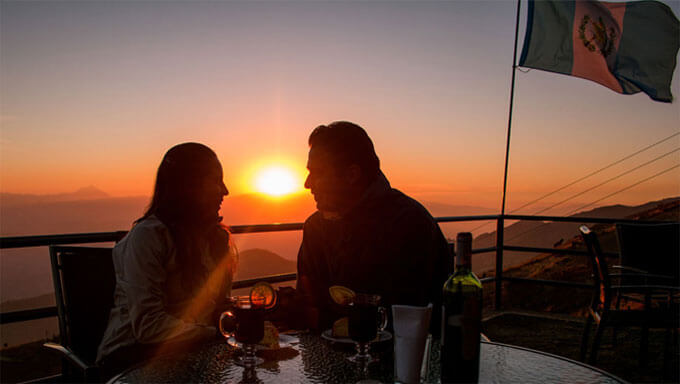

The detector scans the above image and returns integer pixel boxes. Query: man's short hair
[308,121,380,184]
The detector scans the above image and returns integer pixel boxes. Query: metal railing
[1,214,676,325]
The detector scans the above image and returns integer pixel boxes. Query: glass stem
[244,344,256,367]
[356,342,369,357]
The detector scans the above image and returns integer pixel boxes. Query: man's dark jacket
[297,172,452,334]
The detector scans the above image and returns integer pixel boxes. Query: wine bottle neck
[455,232,473,271]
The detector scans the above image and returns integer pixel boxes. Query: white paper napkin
[392,303,433,384]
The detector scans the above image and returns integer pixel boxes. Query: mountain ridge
[2,198,677,348]
[472,196,680,274]
[0,188,498,235]
[0,186,111,206]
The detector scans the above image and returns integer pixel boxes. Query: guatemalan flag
[519,0,680,102]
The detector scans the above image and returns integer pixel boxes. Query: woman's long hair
[136,143,235,293]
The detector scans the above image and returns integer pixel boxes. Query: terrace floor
[482,311,680,384]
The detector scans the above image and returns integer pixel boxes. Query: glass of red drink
[219,296,266,367]
[347,293,387,365]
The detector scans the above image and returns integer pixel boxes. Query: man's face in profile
[304,146,353,215]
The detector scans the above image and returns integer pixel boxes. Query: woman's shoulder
[129,215,169,238]
[132,215,167,231]
[117,215,172,254]
[112,216,175,277]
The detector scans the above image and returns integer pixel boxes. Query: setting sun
[254,166,301,197]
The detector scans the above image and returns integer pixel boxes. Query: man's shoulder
[302,211,327,232]
[386,188,436,220]
[304,210,323,224]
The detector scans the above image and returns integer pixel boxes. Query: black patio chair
[44,246,116,382]
[579,225,679,369]
[615,222,680,287]
[612,223,680,346]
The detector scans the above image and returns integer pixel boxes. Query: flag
[519,0,680,102]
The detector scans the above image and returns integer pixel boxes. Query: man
[296,121,451,333]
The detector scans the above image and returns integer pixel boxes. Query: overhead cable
[467,132,680,234]
[505,163,680,243]
[512,132,679,213]
[532,147,679,215]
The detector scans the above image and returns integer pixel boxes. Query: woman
[97,142,236,376]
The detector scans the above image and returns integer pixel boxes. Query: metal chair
[44,246,116,382]
[613,223,680,348]
[615,222,680,287]
[579,225,679,368]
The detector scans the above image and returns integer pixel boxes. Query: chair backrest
[615,222,680,286]
[579,226,611,311]
[50,246,116,366]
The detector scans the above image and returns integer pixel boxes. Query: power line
[511,132,679,213]
[505,163,680,243]
[567,164,680,215]
[532,147,679,215]
[467,132,680,234]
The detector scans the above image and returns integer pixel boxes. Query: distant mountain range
[0,187,675,295]
[0,186,497,235]
[0,187,496,304]
[0,186,110,206]
[1,188,677,301]
[1,189,678,348]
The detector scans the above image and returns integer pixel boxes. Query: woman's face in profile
[194,160,228,220]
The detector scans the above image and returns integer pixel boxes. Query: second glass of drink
[347,293,387,364]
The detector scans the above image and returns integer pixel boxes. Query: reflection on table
[109,333,626,384]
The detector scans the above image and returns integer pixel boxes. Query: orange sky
[2,1,679,215]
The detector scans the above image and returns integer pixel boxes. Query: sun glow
[254,166,301,197]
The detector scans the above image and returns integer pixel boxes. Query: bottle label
[440,290,482,383]
[461,296,481,361]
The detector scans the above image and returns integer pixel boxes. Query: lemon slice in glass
[250,281,277,310]
[329,285,356,306]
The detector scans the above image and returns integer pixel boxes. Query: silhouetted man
[296,121,451,333]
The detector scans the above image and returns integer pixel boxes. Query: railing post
[495,215,504,310]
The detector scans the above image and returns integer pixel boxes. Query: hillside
[491,198,680,314]
[234,248,297,280]
[472,197,680,274]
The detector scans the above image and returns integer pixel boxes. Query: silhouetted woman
[97,142,236,377]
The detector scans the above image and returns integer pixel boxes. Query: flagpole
[500,0,522,217]
[496,0,522,311]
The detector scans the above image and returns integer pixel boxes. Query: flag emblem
[578,14,617,58]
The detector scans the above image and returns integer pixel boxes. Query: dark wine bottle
[440,232,482,383]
